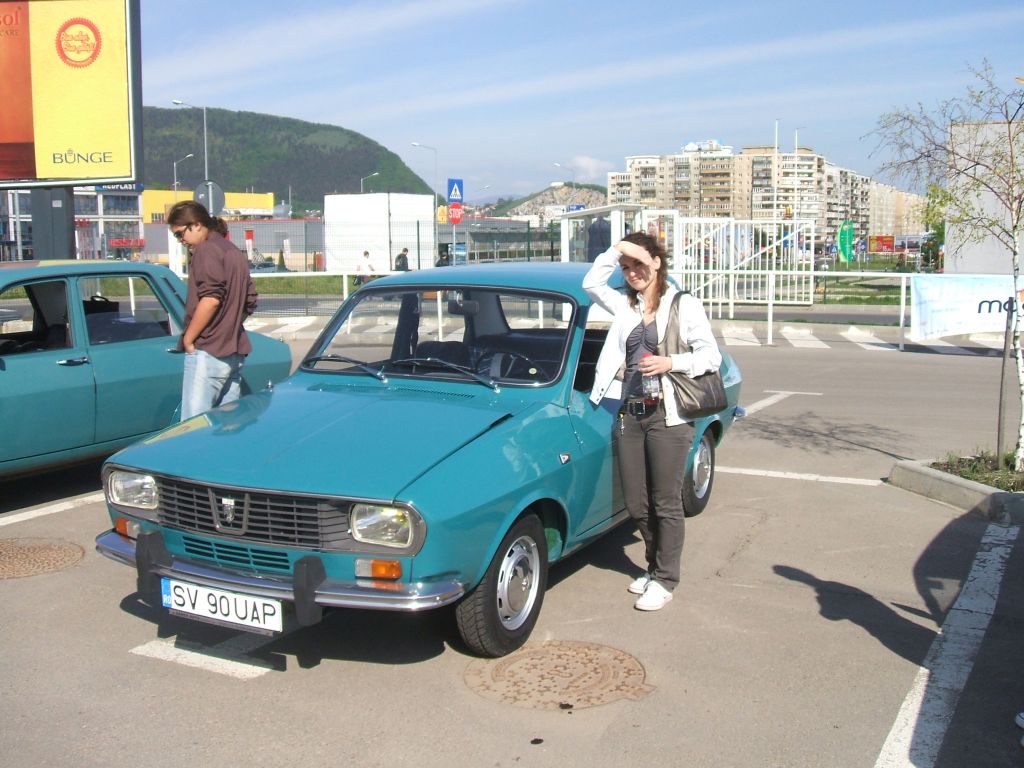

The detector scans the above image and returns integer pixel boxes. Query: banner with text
[911,274,1017,340]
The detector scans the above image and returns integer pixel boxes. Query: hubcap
[692,439,712,498]
[495,535,540,630]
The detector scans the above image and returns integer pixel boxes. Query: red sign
[449,203,463,224]
[107,238,144,248]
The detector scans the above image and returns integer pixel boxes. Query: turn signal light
[354,558,402,579]
[114,517,141,539]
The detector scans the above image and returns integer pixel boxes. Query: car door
[0,278,96,463]
[565,324,624,537]
[76,272,185,443]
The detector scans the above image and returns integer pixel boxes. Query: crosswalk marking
[840,326,900,352]
[779,325,829,348]
[720,324,760,346]
[249,317,999,356]
[969,333,1004,351]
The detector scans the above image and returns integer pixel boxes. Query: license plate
[161,578,283,634]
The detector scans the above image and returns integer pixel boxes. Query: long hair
[621,231,669,311]
[167,200,228,236]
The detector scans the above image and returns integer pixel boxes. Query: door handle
[57,357,90,366]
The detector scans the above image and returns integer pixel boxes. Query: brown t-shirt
[183,232,257,358]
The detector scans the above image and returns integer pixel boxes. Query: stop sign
[449,203,463,224]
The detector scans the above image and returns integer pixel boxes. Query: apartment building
[608,140,924,245]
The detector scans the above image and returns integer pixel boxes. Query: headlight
[350,504,417,548]
[107,470,158,511]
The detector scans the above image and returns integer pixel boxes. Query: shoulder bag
[656,292,727,419]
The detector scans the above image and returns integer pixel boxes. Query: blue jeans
[181,349,244,421]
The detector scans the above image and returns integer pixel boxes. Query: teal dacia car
[96,263,742,657]
[0,260,291,479]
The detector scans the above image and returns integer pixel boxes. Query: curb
[889,460,1024,525]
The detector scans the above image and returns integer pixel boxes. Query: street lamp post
[171,99,212,212]
[360,171,379,193]
[172,153,194,203]
[553,162,577,204]
[411,142,438,264]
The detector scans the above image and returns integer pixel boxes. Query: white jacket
[583,246,722,426]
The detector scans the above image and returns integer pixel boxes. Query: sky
[139,0,1024,201]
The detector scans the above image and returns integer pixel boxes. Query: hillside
[142,106,430,214]
[492,182,607,217]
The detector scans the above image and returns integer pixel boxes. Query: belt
[622,398,658,417]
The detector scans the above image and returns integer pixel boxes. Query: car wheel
[455,514,547,657]
[682,430,715,517]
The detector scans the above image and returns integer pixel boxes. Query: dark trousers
[616,406,694,591]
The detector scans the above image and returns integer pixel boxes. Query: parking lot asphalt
[2,325,1022,767]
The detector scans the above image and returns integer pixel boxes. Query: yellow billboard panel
[0,0,139,187]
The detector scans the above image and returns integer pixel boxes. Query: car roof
[366,262,603,302]
[0,259,175,282]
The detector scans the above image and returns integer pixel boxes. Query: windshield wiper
[389,356,499,392]
[302,353,388,382]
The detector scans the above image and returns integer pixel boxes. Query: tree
[873,62,1024,468]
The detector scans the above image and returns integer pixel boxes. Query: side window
[574,307,610,392]
[79,275,178,345]
[0,280,71,354]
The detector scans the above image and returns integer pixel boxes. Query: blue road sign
[447,179,463,203]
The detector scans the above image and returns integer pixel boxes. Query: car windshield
[303,287,576,387]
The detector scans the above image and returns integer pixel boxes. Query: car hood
[109,377,537,500]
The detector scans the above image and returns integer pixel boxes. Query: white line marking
[919,339,975,356]
[742,389,822,416]
[273,317,316,335]
[841,326,899,352]
[780,326,829,348]
[969,333,1003,351]
[0,491,105,526]
[720,324,761,346]
[874,523,1018,767]
[244,318,269,331]
[717,466,882,486]
[130,633,274,680]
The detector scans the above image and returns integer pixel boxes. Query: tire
[455,514,547,657]
[682,430,715,517]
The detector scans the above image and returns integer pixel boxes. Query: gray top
[623,318,658,398]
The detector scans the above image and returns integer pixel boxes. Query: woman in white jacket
[583,233,721,611]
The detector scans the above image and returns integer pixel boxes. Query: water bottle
[641,353,661,406]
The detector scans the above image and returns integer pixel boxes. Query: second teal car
[0,260,291,479]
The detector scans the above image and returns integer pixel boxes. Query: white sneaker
[634,581,673,611]
[627,573,652,595]
[1016,711,1024,729]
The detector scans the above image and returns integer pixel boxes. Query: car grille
[181,535,292,572]
[156,476,351,551]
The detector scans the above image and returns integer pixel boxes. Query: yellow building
[141,189,275,224]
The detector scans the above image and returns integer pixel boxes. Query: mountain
[142,106,430,214]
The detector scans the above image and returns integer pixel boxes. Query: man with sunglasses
[167,200,258,421]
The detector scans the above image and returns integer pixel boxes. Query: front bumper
[95,529,464,622]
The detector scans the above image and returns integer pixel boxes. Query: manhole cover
[464,640,654,710]
[0,538,84,578]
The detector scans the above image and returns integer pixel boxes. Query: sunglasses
[172,224,192,241]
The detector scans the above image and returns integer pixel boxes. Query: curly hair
[621,231,669,311]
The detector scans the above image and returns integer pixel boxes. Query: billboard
[869,235,895,253]
[0,0,142,188]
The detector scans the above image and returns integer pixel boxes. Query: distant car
[250,260,283,273]
[96,263,742,657]
[0,260,292,479]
